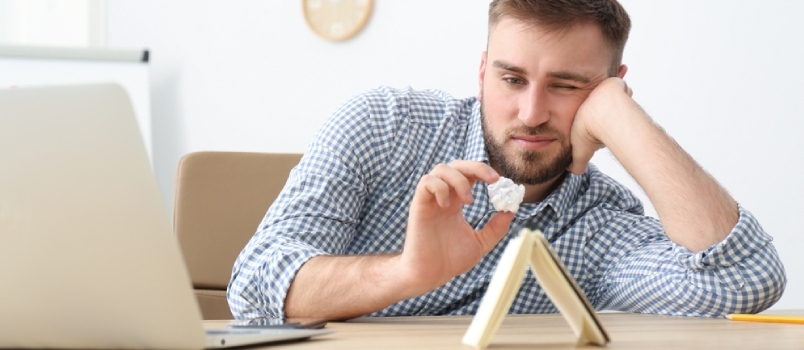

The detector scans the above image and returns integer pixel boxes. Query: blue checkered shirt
[228,86,786,319]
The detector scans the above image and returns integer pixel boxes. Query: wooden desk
[206,312,804,349]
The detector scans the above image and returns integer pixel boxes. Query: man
[228,0,785,320]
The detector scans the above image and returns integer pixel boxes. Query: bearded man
[228,0,786,320]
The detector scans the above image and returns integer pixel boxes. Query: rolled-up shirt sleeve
[227,94,377,319]
[596,204,786,317]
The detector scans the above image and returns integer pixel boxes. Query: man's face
[479,18,614,185]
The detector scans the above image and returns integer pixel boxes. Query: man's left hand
[568,77,634,175]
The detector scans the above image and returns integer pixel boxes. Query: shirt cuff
[255,240,327,319]
[673,204,772,270]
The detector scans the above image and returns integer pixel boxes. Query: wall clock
[303,0,373,41]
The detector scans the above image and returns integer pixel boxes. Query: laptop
[0,83,333,349]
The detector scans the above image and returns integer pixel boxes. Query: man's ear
[478,51,488,101]
[617,64,628,79]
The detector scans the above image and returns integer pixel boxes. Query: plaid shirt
[228,86,786,319]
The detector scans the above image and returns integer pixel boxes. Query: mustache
[505,124,564,139]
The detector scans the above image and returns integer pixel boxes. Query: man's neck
[519,171,568,203]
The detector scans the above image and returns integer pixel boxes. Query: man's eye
[504,77,524,85]
[554,84,578,90]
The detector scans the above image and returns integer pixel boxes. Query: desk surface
[206,311,804,349]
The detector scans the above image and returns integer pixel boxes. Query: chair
[173,151,303,319]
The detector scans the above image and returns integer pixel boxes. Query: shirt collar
[510,171,581,220]
[541,170,584,218]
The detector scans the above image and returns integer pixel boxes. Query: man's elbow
[736,257,787,314]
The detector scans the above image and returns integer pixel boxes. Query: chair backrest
[173,151,302,319]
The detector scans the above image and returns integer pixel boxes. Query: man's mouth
[509,134,556,150]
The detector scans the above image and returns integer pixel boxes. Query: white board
[0,45,152,164]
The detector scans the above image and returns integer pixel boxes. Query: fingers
[600,77,633,98]
[623,80,633,97]
[568,77,632,175]
[568,147,594,175]
[612,77,633,97]
[476,211,515,252]
[419,174,453,207]
[415,161,499,208]
[446,160,500,184]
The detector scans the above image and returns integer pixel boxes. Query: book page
[528,229,608,346]
[462,232,533,348]
[462,228,609,348]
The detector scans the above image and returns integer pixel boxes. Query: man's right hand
[285,160,514,320]
[396,160,515,298]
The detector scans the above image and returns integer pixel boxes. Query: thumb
[568,145,595,175]
[568,123,602,175]
[476,211,515,253]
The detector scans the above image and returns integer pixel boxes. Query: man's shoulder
[359,85,468,103]
[354,86,477,124]
[311,86,478,178]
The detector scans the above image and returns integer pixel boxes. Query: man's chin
[504,168,565,185]
[499,152,572,185]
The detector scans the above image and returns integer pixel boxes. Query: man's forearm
[599,92,738,252]
[284,254,418,320]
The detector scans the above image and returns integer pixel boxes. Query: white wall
[0,0,105,47]
[107,0,804,310]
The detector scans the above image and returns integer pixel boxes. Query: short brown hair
[488,0,631,76]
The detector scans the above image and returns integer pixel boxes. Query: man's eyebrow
[492,61,592,84]
[549,71,591,83]
[492,60,525,74]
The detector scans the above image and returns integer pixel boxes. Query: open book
[462,228,609,348]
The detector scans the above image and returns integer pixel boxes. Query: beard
[481,103,573,185]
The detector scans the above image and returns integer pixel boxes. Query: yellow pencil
[726,314,804,325]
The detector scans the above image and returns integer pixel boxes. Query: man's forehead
[489,16,567,39]
[486,18,613,77]
[488,17,604,44]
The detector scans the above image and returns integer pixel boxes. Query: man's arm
[570,80,785,315]
[592,208,785,316]
[229,89,514,321]
[285,254,407,320]
[285,161,514,320]
[570,78,737,252]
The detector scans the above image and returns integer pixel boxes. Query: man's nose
[518,87,550,127]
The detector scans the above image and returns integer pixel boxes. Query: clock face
[303,0,373,41]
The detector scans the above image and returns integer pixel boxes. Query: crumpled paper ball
[487,177,525,213]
